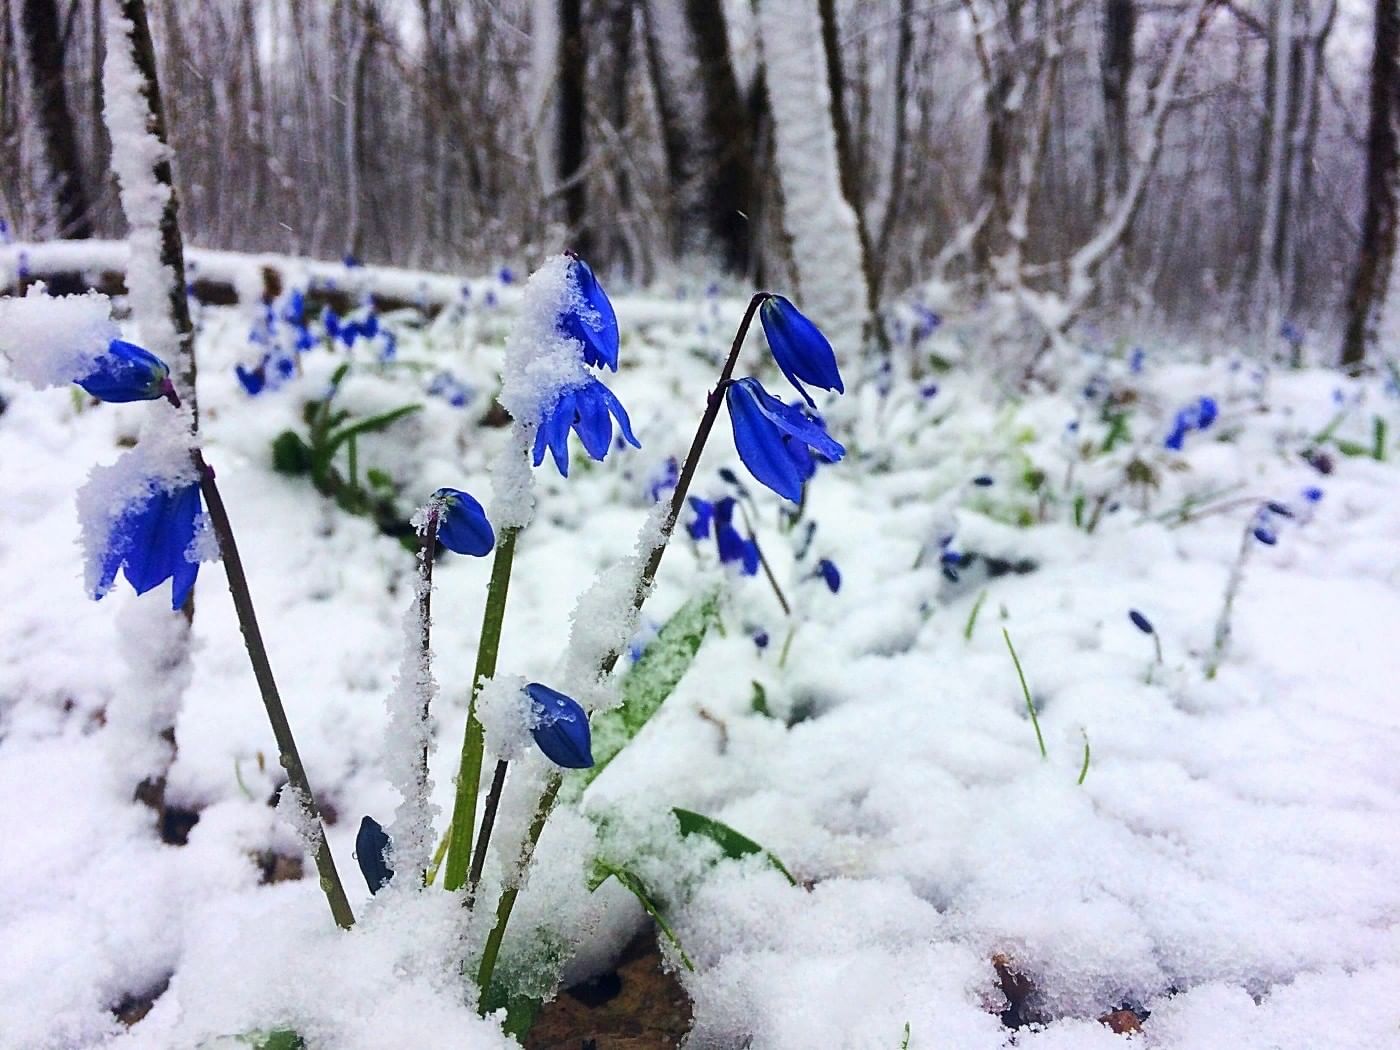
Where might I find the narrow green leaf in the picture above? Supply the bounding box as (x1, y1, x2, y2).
(326, 403, 422, 452)
(673, 807, 796, 885)
(240, 1030, 304, 1050)
(901, 1021, 911, 1049)
(570, 590, 719, 793)
(750, 680, 771, 717)
(590, 861, 695, 971)
(479, 981, 542, 1040)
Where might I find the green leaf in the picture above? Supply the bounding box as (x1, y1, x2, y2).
(326, 403, 423, 453)
(589, 861, 695, 971)
(570, 590, 719, 793)
(479, 982, 542, 1040)
(750, 680, 771, 717)
(1335, 439, 1369, 458)
(673, 807, 796, 885)
(270, 431, 312, 475)
(366, 467, 394, 490)
(240, 1030, 304, 1050)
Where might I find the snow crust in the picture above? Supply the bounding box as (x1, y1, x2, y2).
(0, 284, 119, 388)
(2, 273, 1399, 1048)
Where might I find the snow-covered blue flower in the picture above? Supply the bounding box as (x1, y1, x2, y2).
(532, 375, 641, 476)
(77, 339, 171, 403)
(96, 478, 203, 609)
(560, 256, 619, 372)
(431, 487, 494, 556)
(760, 295, 843, 407)
(526, 683, 594, 769)
(724, 377, 844, 502)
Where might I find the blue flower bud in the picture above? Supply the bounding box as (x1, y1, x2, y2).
(526, 683, 594, 769)
(355, 815, 393, 894)
(431, 488, 495, 556)
(76, 339, 171, 403)
(725, 377, 845, 503)
(1128, 610, 1154, 634)
(759, 295, 844, 407)
(972, 475, 994, 487)
(1303, 487, 1324, 503)
(1253, 526, 1278, 546)
(753, 629, 770, 650)
(815, 558, 841, 593)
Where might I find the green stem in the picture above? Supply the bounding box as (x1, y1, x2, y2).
(473, 293, 772, 1006)
(443, 527, 519, 892)
(1002, 628, 1047, 760)
(196, 454, 355, 929)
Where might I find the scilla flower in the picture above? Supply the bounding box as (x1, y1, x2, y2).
(760, 295, 843, 407)
(526, 682, 594, 768)
(561, 256, 619, 372)
(725, 377, 844, 502)
(815, 558, 841, 593)
(77, 339, 171, 403)
(95, 478, 203, 609)
(355, 815, 393, 895)
(430, 488, 495, 556)
(533, 376, 640, 476)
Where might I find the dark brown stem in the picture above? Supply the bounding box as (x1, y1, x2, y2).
(735, 499, 791, 616)
(194, 451, 355, 929)
(464, 758, 508, 908)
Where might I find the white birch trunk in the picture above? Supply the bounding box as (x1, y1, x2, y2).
(755, 0, 874, 355)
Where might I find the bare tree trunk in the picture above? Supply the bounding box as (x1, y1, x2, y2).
(558, 0, 590, 257)
(20, 0, 95, 241)
(1340, 0, 1400, 370)
(1254, 0, 1294, 336)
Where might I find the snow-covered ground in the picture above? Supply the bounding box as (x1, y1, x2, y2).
(2, 266, 1399, 1049)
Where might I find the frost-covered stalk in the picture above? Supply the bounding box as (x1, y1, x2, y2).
(441, 527, 518, 893)
(193, 450, 356, 929)
(754, 0, 873, 352)
(473, 293, 770, 1003)
(1205, 519, 1256, 680)
(99, 0, 199, 808)
(383, 503, 442, 886)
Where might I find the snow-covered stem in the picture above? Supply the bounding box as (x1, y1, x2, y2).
(194, 450, 355, 929)
(442, 527, 519, 893)
(1206, 519, 1255, 680)
(411, 507, 441, 881)
(473, 292, 771, 1002)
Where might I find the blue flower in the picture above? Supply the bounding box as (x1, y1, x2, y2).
(77, 340, 171, 403)
(753, 629, 770, 650)
(1303, 486, 1324, 503)
(713, 498, 759, 575)
(648, 457, 679, 503)
(1128, 610, 1154, 634)
(96, 478, 203, 609)
(532, 376, 640, 476)
(815, 558, 841, 593)
(1164, 395, 1219, 450)
(760, 295, 843, 407)
(1253, 526, 1278, 546)
(526, 683, 594, 768)
(431, 488, 494, 556)
(355, 815, 393, 894)
(1129, 347, 1146, 374)
(687, 497, 716, 540)
(972, 475, 994, 487)
(560, 257, 619, 372)
(235, 362, 267, 395)
(725, 377, 844, 502)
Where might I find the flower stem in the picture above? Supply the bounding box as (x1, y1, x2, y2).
(416, 506, 440, 883)
(443, 527, 519, 892)
(735, 501, 791, 616)
(195, 454, 355, 929)
(473, 293, 770, 1005)
(464, 758, 509, 907)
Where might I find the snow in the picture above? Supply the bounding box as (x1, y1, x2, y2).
(0, 283, 119, 388)
(1, 266, 1399, 1048)
(476, 674, 534, 763)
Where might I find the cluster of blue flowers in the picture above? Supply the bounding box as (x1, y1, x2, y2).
(427, 370, 472, 408)
(236, 289, 397, 396)
(531, 257, 640, 477)
(1164, 395, 1219, 451)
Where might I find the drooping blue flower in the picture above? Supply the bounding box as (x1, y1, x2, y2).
(1129, 347, 1146, 374)
(972, 475, 994, 487)
(753, 629, 770, 650)
(1164, 395, 1219, 450)
(235, 362, 267, 395)
(1303, 486, 1324, 503)
(427, 370, 471, 407)
(355, 815, 393, 894)
(76, 340, 171, 403)
(760, 295, 844, 407)
(815, 558, 841, 593)
(1128, 610, 1154, 634)
(713, 498, 759, 576)
(1253, 526, 1278, 546)
(687, 497, 716, 540)
(560, 257, 619, 372)
(526, 683, 594, 768)
(725, 377, 845, 502)
(648, 457, 679, 503)
(912, 306, 941, 345)
(431, 487, 494, 556)
(532, 376, 640, 477)
(96, 478, 203, 609)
